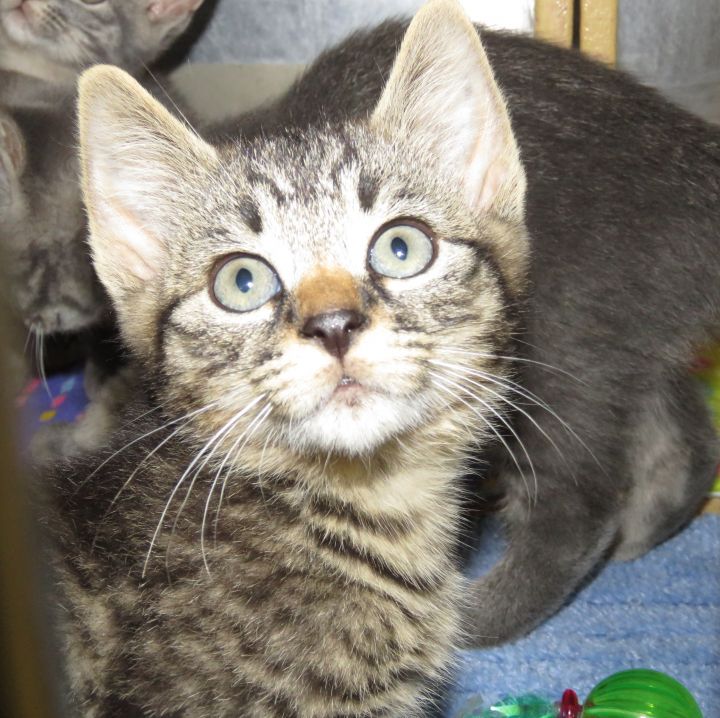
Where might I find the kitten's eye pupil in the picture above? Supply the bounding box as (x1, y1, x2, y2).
(391, 237, 408, 261)
(368, 221, 434, 279)
(236, 268, 254, 293)
(211, 254, 281, 313)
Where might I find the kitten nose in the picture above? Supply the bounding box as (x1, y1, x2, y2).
(301, 310, 367, 359)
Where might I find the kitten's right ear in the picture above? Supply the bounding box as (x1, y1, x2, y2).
(371, 0, 525, 223)
(78, 65, 217, 321)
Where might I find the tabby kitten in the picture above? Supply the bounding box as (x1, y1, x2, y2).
(48, 2, 523, 715)
(0, 0, 204, 110)
(229, 3, 720, 646)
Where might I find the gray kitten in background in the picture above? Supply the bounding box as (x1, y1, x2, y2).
(0, 0, 205, 378)
(226, 4, 720, 647)
(0, 0, 204, 110)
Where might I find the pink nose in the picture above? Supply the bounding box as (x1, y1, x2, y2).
(300, 310, 367, 360)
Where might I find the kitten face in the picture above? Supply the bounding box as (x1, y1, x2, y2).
(149, 131, 520, 456)
(0, 0, 203, 71)
(79, 2, 529, 460)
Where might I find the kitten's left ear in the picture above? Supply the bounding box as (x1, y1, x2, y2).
(78, 65, 217, 345)
(371, 0, 526, 222)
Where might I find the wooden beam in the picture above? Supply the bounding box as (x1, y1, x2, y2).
(0, 317, 58, 718)
(535, 0, 574, 48)
(579, 0, 619, 65)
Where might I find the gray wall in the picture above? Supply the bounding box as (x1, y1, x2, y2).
(618, 0, 720, 122)
(187, 0, 720, 123)
(188, 0, 427, 64)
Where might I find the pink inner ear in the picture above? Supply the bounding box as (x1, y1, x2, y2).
(0, 118, 25, 175)
(147, 0, 203, 22)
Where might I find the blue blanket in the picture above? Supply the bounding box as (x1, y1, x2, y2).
(449, 515, 720, 716)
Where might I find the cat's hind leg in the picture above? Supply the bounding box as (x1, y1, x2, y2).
(613, 371, 718, 561)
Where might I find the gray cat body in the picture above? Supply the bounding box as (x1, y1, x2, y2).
(45, 1, 720, 716)
(5, 99, 106, 333)
(221, 18, 720, 645)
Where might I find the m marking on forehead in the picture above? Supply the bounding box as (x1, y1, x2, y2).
(296, 267, 361, 319)
(357, 170, 379, 212)
(237, 195, 263, 234)
(246, 166, 287, 206)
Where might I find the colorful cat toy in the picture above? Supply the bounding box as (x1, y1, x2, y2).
(459, 669, 703, 718)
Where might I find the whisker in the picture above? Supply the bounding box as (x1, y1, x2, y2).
(430, 360, 572, 474)
(73, 401, 221, 498)
(202, 404, 272, 571)
(34, 327, 52, 399)
(429, 372, 535, 509)
(434, 371, 538, 505)
(434, 358, 602, 471)
(117, 362, 264, 432)
(145, 395, 266, 578)
(89, 420, 192, 553)
(440, 346, 588, 385)
(23, 326, 33, 354)
(142, 64, 201, 139)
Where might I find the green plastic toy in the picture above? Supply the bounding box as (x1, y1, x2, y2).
(583, 670, 703, 718)
(460, 669, 703, 718)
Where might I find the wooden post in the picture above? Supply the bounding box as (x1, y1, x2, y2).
(0, 316, 58, 717)
(535, 0, 574, 48)
(579, 0, 619, 65)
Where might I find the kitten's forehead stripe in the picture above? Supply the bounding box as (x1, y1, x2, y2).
(236, 195, 263, 234)
(245, 166, 287, 206)
(357, 170, 379, 212)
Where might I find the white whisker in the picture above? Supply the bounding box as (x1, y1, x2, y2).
(34, 327, 52, 399)
(434, 356, 602, 471)
(201, 403, 272, 571)
(144, 394, 266, 578)
(74, 401, 220, 497)
(430, 359, 571, 473)
(429, 371, 536, 509)
(90, 419, 193, 553)
(440, 346, 587, 385)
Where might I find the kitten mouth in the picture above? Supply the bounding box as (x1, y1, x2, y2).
(330, 376, 365, 406)
(337, 376, 359, 388)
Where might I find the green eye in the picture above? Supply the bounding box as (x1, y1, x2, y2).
(211, 254, 281, 312)
(368, 221, 435, 279)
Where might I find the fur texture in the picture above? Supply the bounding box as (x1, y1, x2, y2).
(222, 6, 720, 646)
